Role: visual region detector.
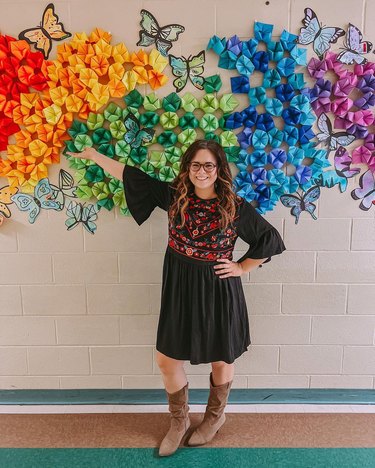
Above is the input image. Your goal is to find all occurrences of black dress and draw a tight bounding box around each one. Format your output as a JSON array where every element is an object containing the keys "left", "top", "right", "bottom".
[{"left": 123, "top": 165, "right": 286, "bottom": 365}]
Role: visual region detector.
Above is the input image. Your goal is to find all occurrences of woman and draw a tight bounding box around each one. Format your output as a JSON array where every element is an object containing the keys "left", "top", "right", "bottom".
[{"left": 67, "top": 139, "right": 286, "bottom": 457}]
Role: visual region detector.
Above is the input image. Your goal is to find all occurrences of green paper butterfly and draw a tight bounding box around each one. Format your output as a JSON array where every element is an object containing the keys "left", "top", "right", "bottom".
[
  {"left": 65, "top": 200, "right": 100, "bottom": 234},
  {"left": 137, "top": 9, "right": 185, "bottom": 57},
  {"left": 124, "top": 113, "right": 155, "bottom": 148},
  {"left": 169, "top": 50, "right": 205, "bottom": 93}
]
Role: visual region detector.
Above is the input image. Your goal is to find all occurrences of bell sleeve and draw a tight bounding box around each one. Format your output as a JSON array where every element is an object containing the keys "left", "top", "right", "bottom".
[
  {"left": 236, "top": 200, "right": 286, "bottom": 267},
  {"left": 123, "top": 164, "right": 175, "bottom": 225}
]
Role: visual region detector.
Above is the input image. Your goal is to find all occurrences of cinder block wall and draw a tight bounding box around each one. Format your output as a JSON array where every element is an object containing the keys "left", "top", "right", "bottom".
[{"left": 0, "top": 0, "right": 374, "bottom": 390}]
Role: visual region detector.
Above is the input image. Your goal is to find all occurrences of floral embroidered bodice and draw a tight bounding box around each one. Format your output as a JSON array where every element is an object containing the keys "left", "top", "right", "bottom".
[{"left": 167, "top": 193, "right": 243, "bottom": 261}]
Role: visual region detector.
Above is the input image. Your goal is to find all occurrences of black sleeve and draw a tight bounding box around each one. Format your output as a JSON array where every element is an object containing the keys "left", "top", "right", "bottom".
[
  {"left": 236, "top": 200, "right": 286, "bottom": 267},
  {"left": 123, "top": 165, "right": 174, "bottom": 225}
]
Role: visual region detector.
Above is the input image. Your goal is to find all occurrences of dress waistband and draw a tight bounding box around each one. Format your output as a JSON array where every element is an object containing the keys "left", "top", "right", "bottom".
[{"left": 166, "top": 245, "right": 221, "bottom": 266}]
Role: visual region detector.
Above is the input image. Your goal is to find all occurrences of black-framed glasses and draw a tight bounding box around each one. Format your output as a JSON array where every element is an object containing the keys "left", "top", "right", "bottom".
[{"left": 189, "top": 162, "right": 217, "bottom": 173}]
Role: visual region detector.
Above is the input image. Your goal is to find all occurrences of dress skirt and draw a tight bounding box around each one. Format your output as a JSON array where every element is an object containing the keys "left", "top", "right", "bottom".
[{"left": 156, "top": 246, "right": 251, "bottom": 365}]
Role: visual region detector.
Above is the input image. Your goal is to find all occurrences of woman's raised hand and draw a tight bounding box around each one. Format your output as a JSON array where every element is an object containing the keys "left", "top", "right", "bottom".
[{"left": 66, "top": 147, "right": 97, "bottom": 161}]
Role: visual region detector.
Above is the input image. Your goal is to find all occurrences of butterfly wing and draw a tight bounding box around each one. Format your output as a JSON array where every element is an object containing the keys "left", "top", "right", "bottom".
[
  {"left": 65, "top": 201, "right": 82, "bottom": 230},
  {"left": 313, "top": 27, "right": 345, "bottom": 57},
  {"left": 11, "top": 193, "right": 40, "bottom": 224},
  {"left": 169, "top": 54, "right": 188, "bottom": 92},
  {"left": 298, "top": 8, "right": 320, "bottom": 45},
  {"left": 280, "top": 194, "right": 303, "bottom": 224},
  {"left": 0, "top": 185, "right": 18, "bottom": 204},
  {"left": 187, "top": 51, "right": 205, "bottom": 90},
  {"left": 81, "top": 204, "right": 99, "bottom": 234},
  {"left": 133, "top": 128, "right": 155, "bottom": 147},
  {"left": 42, "top": 3, "right": 71, "bottom": 40},
  {"left": 334, "top": 147, "right": 361, "bottom": 178},
  {"left": 124, "top": 113, "right": 140, "bottom": 145},
  {"left": 34, "top": 178, "right": 60, "bottom": 210},
  {"left": 19, "top": 28, "right": 51, "bottom": 59},
  {"left": 337, "top": 50, "right": 366, "bottom": 65},
  {"left": 302, "top": 185, "right": 320, "bottom": 220},
  {"left": 316, "top": 113, "right": 332, "bottom": 146},
  {"left": 351, "top": 170, "right": 375, "bottom": 210},
  {"left": 335, "top": 133, "right": 356, "bottom": 147}
]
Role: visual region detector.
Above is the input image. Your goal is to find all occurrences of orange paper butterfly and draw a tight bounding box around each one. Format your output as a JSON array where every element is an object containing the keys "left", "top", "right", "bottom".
[{"left": 18, "top": 3, "right": 71, "bottom": 59}]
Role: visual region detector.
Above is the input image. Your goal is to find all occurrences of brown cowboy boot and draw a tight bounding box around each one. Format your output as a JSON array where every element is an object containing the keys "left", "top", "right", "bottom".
[
  {"left": 188, "top": 372, "right": 232, "bottom": 447},
  {"left": 159, "top": 382, "right": 191, "bottom": 457}
]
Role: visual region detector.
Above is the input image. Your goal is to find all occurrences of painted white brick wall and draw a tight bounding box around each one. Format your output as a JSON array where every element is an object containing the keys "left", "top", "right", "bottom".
[{"left": 0, "top": 0, "right": 374, "bottom": 390}]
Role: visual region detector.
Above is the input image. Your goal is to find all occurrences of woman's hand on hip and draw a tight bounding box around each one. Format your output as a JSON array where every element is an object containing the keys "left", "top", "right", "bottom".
[{"left": 213, "top": 259, "right": 244, "bottom": 279}]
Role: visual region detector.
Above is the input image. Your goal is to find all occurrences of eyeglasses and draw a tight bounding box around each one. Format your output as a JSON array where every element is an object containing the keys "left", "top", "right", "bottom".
[{"left": 189, "top": 162, "right": 217, "bottom": 173}]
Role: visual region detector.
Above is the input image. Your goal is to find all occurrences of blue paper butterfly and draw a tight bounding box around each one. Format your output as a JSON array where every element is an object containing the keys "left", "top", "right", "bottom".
[
  {"left": 298, "top": 8, "right": 345, "bottom": 58},
  {"left": 169, "top": 50, "right": 205, "bottom": 93},
  {"left": 124, "top": 113, "right": 155, "bottom": 148},
  {"left": 318, "top": 146, "right": 360, "bottom": 192},
  {"left": 65, "top": 201, "right": 100, "bottom": 234},
  {"left": 11, "top": 178, "right": 61, "bottom": 223},
  {"left": 316, "top": 113, "right": 356, "bottom": 153},
  {"left": 280, "top": 185, "right": 320, "bottom": 224},
  {"left": 337, "top": 23, "right": 373, "bottom": 65}
]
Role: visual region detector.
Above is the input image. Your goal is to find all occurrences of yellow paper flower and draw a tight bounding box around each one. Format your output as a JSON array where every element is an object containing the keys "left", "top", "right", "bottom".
[
  {"left": 43, "top": 104, "right": 62, "bottom": 125},
  {"left": 148, "top": 49, "right": 168, "bottom": 72}
]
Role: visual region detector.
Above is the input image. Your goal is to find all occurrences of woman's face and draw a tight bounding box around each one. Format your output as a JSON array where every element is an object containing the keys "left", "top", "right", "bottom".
[{"left": 188, "top": 149, "right": 218, "bottom": 190}]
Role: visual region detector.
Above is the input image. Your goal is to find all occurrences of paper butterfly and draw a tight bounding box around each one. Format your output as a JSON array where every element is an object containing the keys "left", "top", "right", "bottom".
[
  {"left": 18, "top": 3, "right": 72, "bottom": 59},
  {"left": 11, "top": 178, "right": 61, "bottom": 224},
  {"left": 65, "top": 201, "right": 100, "bottom": 234},
  {"left": 49, "top": 169, "right": 78, "bottom": 210},
  {"left": 318, "top": 146, "right": 360, "bottom": 192},
  {"left": 280, "top": 185, "right": 321, "bottom": 224},
  {"left": 124, "top": 113, "right": 155, "bottom": 148},
  {"left": 169, "top": 50, "right": 205, "bottom": 93},
  {"left": 351, "top": 170, "right": 375, "bottom": 211},
  {"left": 337, "top": 23, "right": 373, "bottom": 65},
  {"left": 137, "top": 9, "right": 185, "bottom": 57},
  {"left": 298, "top": 8, "right": 345, "bottom": 58},
  {"left": 316, "top": 113, "right": 356, "bottom": 152},
  {"left": 0, "top": 185, "right": 18, "bottom": 226}
]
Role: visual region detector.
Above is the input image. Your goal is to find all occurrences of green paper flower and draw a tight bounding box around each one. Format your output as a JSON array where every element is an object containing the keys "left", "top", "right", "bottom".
[
  {"left": 109, "top": 121, "right": 126, "bottom": 139},
  {"left": 76, "top": 181, "right": 93, "bottom": 199},
  {"left": 224, "top": 146, "right": 241, "bottom": 162},
  {"left": 157, "top": 131, "right": 178, "bottom": 147},
  {"left": 203, "top": 75, "right": 222, "bottom": 93},
  {"left": 92, "top": 128, "right": 112, "bottom": 145},
  {"left": 74, "top": 134, "right": 93, "bottom": 151},
  {"left": 85, "top": 165, "right": 105, "bottom": 183},
  {"left": 200, "top": 94, "right": 219, "bottom": 113},
  {"left": 179, "top": 113, "right": 199, "bottom": 130},
  {"left": 92, "top": 182, "right": 114, "bottom": 210},
  {"left": 199, "top": 114, "right": 219, "bottom": 132},
  {"left": 178, "top": 128, "right": 197, "bottom": 146},
  {"left": 149, "top": 150, "right": 167, "bottom": 168},
  {"left": 219, "top": 94, "right": 238, "bottom": 113},
  {"left": 104, "top": 102, "right": 123, "bottom": 122},
  {"left": 115, "top": 141, "right": 131, "bottom": 158},
  {"left": 143, "top": 93, "right": 162, "bottom": 111},
  {"left": 68, "top": 120, "right": 88, "bottom": 138},
  {"left": 139, "top": 112, "right": 160, "bottom": 127},
  {"left": 124, "top": 89, "right": 143, "bottom": 108},
  {"left": 130, "top": 146, "right": 148, "bottom": 164},
  {"left": 140, "top": 160, "right": 157, "bottom": 176},
  {"left": 220, "top": 131, "right": 238, "bottom": 147},
  {"left": 164, "top": 146, "right": 182, "bottom": 162},
  {"left": 64, "top": 141, "right": 79, "bottom": 154},
  {"left": 97, "top": 143, "right": 115, "bottom": 158},
  {"left": 122, "top": 108, "right": 140, "bottom": 120},
  {"left": 204, "top": 133, "right": 220, "bottom": 143},
  {"left": 159, "top": 166, "right": 176, "bottom": 181},
  {"left": 112, "top": 186, "right": 126, "bottom": 208},
  {"left": 162, "top": 92, "right": 181, "bottom": 112},
  {"left": 160, "top": 111, "right": 179, "bottom": 129},
  {"left": 87, "top": 112, "right": 105, "bottom": 131},
  {"left": 181, "top": 92, "right": 199, "bottom": 112}
]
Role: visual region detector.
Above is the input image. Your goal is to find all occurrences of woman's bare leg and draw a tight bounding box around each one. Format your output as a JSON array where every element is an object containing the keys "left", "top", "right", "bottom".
[
  {"left": 156, "top": 350, "right": 187, "bottom": 393},
  {"left": 211, "top": 361, "right": 234, "bottom": 385}
]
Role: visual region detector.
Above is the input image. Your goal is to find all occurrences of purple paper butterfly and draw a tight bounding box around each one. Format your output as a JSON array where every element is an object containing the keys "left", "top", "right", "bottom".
[{"left": 351, "top": 170, "right": 375, "bottom": 210}]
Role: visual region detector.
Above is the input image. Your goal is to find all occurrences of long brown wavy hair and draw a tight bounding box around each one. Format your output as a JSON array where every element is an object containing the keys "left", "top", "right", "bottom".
[{"left": 168, "top": 140, "right": 239, "bottom": 231}]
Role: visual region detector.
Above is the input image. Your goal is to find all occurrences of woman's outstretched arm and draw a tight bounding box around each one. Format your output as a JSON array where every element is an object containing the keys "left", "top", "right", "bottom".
[{"left": 66, "top": 147, "right": 125, "bottom": 181}]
